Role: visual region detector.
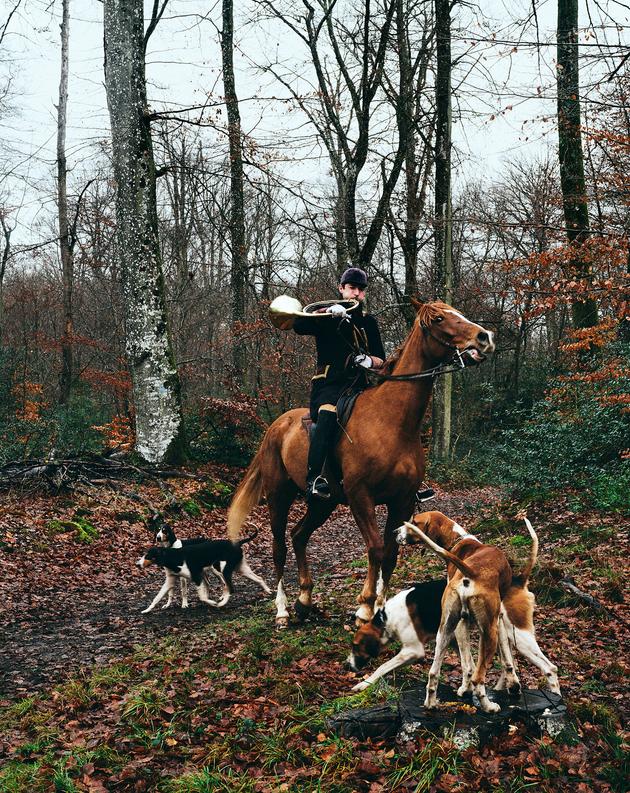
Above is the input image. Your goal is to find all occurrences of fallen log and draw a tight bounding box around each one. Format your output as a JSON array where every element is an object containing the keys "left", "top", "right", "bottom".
[{"left": 0, "top": 456, "right": 197, "bottom": 493}]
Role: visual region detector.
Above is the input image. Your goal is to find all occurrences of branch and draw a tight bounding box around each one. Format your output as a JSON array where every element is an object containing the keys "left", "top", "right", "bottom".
[{"left": 144, "top": 0, "right": 169, "bottom": 52}]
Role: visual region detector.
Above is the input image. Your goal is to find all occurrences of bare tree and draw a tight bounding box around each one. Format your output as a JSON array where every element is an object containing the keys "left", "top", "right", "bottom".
[
  {"left": 432, "top": 0, "right": 454, "bottom": 461},
  {"left": 382, "top": 0, "right": 434, "bottom": 326},
  {"left": 57, "top": 0, "right": 74, "bottom": 405},
  {"left": 103, "top": 0, "right": 186, "bottom": 463},
  {"left": 261, "top": 0, "right": 403, "bottom": 274},
  {"left": 221, "top": 0, "right": 248, "bottom": 372},
  {"left": 557, "top": 0, "right": 598, "bottom": 329}
]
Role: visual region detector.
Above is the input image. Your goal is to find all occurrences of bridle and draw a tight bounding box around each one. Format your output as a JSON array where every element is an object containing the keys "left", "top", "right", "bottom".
[{"left": 366, "top": 324, "right": 469, "bottom": 382}]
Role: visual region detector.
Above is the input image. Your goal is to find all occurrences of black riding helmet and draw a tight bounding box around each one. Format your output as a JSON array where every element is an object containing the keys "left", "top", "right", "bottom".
[{"left": 340, "top": 267, "right": 368, "bottom": 289}]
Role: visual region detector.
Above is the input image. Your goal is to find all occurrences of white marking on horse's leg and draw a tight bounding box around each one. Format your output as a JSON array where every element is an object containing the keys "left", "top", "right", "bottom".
[
  {"left": 355, "top": 603, "right": 373, "bottom": 623},
  {"left": 275, "top": 578, "right": 289, "bottom": 624},
  {"left": 375, "top": 571, "right": 386, "bottom": 609}
]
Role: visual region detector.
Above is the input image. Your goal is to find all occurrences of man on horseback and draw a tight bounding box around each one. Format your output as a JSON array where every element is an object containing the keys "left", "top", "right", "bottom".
[{"left": 293, "top": 267, "right": 385, "bottom": 502}]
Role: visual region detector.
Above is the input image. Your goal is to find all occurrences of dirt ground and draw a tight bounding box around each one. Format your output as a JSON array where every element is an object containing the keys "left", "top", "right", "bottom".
[{"left": 0, "top": 484, "right": 494, "bottom": 698}]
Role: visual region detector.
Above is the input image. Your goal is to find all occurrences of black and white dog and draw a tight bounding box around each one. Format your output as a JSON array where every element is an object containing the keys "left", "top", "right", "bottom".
[
  {"left": 150, "top": 516, "right": 221, "bottom": 610},
  {"left": 137, "top": 527, "right": 271, "bottom": 613}
]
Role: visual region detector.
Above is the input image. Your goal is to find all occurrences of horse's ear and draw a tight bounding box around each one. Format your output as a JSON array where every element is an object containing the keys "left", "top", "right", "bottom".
[{"left": 410, "top": 295, "right": 424, "bottom": 311}]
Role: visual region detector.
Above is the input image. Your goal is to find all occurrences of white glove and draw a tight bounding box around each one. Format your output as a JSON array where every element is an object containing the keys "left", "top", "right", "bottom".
[
  {"left": 354, "top": 353, "right": 373, "bottom": 369},
  {"left": 328, "top": 304, "right": 348, "bottom": 318}
]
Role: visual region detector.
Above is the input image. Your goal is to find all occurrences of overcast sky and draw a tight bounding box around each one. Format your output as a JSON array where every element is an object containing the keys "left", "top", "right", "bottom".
[{"left": 1, "top": 0, "right": 628, "bottom": 245}]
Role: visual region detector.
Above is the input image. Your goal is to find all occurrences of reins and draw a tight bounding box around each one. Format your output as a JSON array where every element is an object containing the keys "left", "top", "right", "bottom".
[
  {"left": 367, "top": 327, "right": 468, "bottom": 382},
  {"left": 333, "top": 311, "right": 470, "bottom": 382},
  {"left": 366, "top": 352, "right": 466, "bottom": 382}
]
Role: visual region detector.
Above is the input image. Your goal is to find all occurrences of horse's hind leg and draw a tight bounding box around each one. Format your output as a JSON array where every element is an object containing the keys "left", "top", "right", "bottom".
[
  {"left": 291, "top": 500, "right": 337, "bottom": 622},
  {"left": 268, "top": 482, "right": 298, "bottom": 629}
]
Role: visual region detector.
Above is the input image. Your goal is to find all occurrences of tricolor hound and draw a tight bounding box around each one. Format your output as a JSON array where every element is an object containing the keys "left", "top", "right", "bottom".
[
  {"left": 395, "top": 511, "right": 559, "bottom": 712},
  {"left": 137, "top": 529, "right": 271, "bottom": 613},
  {"left": 150, "top": 516, "right": 223, "bottom": 610}
]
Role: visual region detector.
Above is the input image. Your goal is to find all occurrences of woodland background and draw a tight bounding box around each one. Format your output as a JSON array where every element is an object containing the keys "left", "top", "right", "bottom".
[{"left": 0, "top": 3, "right": 628, "bottom": 791}]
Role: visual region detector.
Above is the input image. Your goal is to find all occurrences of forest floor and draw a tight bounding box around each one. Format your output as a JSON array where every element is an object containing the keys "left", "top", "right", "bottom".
[{"left": 0, "top": 465, "right": 627, "bottom": 792}]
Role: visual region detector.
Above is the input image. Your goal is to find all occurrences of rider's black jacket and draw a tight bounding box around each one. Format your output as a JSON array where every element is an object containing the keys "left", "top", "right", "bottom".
[{"left": 293, "top": 303, "right": 385, "bottom": 420}]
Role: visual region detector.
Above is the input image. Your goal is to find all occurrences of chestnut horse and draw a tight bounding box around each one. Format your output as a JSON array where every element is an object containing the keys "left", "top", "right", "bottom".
[{"left": 227, "top": 299, "right": 495, "bottom": 627}]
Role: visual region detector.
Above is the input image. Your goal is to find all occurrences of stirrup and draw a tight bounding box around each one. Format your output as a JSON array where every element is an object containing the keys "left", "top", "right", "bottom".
[
  {"left": 309, "top": 475, "right": 331, "bottom": 500},
  {"left": 415, "top": 487, "right": 435, "bottom": 504}
]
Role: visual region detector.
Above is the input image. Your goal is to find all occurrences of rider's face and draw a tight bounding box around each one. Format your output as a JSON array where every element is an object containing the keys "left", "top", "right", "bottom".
[{"left": 339, "top": 282, "right": 366, "bottom": 302}]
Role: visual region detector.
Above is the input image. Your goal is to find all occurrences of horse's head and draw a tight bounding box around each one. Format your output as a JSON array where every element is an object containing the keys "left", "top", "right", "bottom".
[{"left": 412, "top": 298, "right": 495, "bottom": 366}]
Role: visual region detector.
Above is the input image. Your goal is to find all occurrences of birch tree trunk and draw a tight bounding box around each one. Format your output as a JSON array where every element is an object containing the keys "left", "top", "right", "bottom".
[
  {"left": 557, "top": 0, "right": 598, "bottom": 329},
  {"left": 221, "top": 0, "right": 247, "bottom": 374},
  {"left": 103, "top": 0, "right": 186, "bottom": 463},
  {"left": 57, "top": 0, "right": 74, "bottom": 405},
  {"left": 431, "top": 0, "right": 453, "bottom": 461}
]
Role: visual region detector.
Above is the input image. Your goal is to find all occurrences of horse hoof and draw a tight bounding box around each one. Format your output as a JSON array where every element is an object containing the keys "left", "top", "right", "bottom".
[
  {"left": 294, "top": 599, "right": 311, "bottom": 622},
  {"left": 275, "top": 616, "right": 289, "bottom": 630}
]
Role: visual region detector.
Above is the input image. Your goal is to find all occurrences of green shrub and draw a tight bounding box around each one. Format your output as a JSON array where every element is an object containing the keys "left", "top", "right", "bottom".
[{"left": 0, "top": 390, "right": 112, "bottom": 464}]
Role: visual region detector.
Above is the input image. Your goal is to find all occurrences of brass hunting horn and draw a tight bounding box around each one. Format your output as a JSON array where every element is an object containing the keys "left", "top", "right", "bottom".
[{"left": 269, "top": 295, "right": 359, "bottom": 330}]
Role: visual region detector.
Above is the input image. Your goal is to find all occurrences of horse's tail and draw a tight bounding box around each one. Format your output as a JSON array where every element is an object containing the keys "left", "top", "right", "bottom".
[
  {"left": 517, "top": 517, "right": 539, "bottom": 583},
  {"left": 402, "top": 522, "right": 477, "bottom": 580},
  {"left": 227, "top": 446, "right": 265, "bottom": 541}
]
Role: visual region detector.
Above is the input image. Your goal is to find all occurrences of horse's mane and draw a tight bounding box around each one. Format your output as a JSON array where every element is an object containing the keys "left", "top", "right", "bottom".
[{"left": 379, "top": 300, "right": 457, "bottom": 375}]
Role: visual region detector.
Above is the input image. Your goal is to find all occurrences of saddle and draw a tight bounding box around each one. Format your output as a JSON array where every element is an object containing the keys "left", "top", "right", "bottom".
[
  {"left": 300, "top": 390, "right": 362, "bottom": 441},
  {"left": 300, "top": 391, "right": 362, "bottom": 503}
]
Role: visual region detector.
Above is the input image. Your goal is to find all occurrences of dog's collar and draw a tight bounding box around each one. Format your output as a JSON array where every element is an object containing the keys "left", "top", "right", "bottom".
[{"left": 447, "top": 533, "right": 481, "bottom": 552}]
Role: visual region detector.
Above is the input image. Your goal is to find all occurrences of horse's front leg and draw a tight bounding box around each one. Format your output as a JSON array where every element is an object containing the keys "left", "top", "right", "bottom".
[
  {"left": 291, "top": 500, "right": 337, "bottom": 622},
  {"left": 347, "top": 493, "right": 383, "bottom": 624},
  {"left": 377, "top": 499, "right": 415, "bottom": 609}
]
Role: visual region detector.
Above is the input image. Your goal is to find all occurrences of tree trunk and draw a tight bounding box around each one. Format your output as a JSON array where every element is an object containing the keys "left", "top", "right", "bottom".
[
  {"left": 103, "top": 0, "right": 186, "bottom": 464},
  {"left": 557, "top": 0, "right": 598, "bottom": 329},
  {"left": 57, "top": 0, "right": 74, "bottom": 405},
  {"left": 221, "top": 0, "right": 247, "bottom": 374},
  {"left": 0, "top": 214, "right": 10, "bottom": 345},
  {"left": 432, "top": 0, "right": 454, "bottom": 462}
]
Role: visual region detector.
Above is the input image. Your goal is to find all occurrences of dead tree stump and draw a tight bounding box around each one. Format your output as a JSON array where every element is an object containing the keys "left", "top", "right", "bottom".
[{"left": 328, "top": 684, "right": 567, "bottom": 748}]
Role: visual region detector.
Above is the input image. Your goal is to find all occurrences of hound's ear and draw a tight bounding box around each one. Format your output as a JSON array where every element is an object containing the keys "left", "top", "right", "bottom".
[
  {"left": 373, "top": 609, "right": 387, "bottom": 629},
  {"left": 410, "top": 295, "right": 424, "bottom": 311}
]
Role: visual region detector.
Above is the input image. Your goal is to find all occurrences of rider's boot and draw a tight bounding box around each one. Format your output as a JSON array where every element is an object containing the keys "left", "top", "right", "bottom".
[{"left": 306, "top": 410, "right": 338, "bottom": 502}]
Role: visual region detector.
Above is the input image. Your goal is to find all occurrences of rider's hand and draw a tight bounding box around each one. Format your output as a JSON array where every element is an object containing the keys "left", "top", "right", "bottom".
[
  {"left": 328, "top": 304, "right": 348, "bottom": 318},
  {"left": 354, "top": 353, "right": 373, "bottom": 369}
]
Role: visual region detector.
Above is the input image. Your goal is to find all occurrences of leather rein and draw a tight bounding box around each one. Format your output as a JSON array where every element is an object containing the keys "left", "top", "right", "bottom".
[{"left": 366, "top": 326, "right": 468, "bottom": 382}]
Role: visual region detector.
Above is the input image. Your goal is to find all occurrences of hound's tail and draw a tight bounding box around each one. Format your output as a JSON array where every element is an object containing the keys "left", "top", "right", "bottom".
[
  {"left": 227, "top": 447, "right": 264, "bottom": 541},
  {"left": 402, "top": 522, "right": 477, "bottom": 579},
  {"left": 237, "top": 527, "right": 259, "bottom": 547},
  {"left": 517, "top": 517, "right": 539, "bottom": 582}
]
